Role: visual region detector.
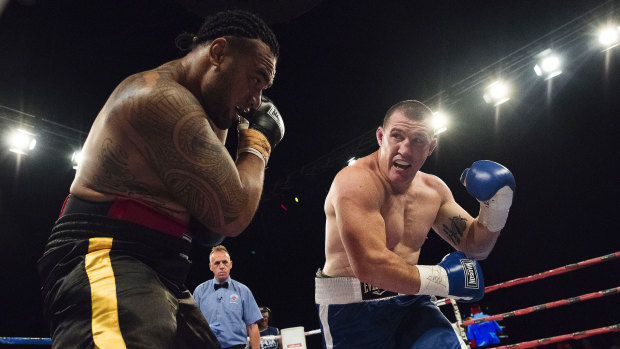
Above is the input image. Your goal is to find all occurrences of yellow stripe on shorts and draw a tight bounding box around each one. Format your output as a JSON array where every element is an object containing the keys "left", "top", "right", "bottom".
[{"left": 85, "top": 237, "right": 127, "bottom": 349}]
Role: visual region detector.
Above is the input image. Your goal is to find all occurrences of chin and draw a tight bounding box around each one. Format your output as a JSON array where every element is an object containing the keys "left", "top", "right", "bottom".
[{"left": 390, "top": 169, "right": 414, "bottom": 182}]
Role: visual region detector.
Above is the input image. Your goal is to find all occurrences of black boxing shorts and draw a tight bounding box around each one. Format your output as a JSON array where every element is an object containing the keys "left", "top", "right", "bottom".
[{"left": 37, "top": 195, "right": 221, "bottom": 349}]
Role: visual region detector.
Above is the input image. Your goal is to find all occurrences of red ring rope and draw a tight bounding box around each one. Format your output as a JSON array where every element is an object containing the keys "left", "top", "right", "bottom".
[
  {"left": 493, "top": 323, "right": 620, "bottom": 349},
  {"left": 461, "top": 286, "right": 619, "bottom": 326},
  {"left": 435, "top": 251, "right": 619, "bottom": 307}
]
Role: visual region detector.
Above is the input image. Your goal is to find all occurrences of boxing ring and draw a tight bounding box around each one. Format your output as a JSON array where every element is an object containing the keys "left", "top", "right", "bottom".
[
  {"left": 437, "top": 251, "right": 620, "bottom": 348},
  {"left": 2, "top": 251, "right": 618, "bottom": 348}
]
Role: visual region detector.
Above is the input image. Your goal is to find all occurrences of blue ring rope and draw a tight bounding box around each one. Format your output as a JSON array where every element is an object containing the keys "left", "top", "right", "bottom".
[{"left": 0, "top": 337, "right": 52, "bottom": 345}]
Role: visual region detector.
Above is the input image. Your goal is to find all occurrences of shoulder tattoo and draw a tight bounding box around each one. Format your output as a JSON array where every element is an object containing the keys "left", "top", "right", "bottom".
[{"left": 128, "top": 87, "right": 245, "bottom": 227}]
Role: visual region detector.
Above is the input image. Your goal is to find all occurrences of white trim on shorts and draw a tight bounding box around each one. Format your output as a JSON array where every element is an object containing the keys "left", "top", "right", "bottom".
[{"left": 315, "top": 276, "right": 404, "bottom": 305}]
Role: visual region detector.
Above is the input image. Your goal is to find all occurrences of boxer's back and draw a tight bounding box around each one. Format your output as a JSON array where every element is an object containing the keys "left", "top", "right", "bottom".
[{"left": 70, "top": 61, "right": 191, "bottom": 222}]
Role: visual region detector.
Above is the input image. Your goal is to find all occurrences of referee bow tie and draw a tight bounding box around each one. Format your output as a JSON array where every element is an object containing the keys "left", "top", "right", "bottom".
[{"left": 214, "top": 282, "right": 229, "bottom": 290}]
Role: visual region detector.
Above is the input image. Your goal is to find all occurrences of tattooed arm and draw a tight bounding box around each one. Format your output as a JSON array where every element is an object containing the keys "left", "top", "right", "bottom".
[
  {"left": 65, "top": 68, "right": 265, "bottom": 238},
  {"left": 129, "top": 81, "right": 266, "bottom": 237},
  {"left": 432, "top": 177, "right": 500, "bottom": 260}
]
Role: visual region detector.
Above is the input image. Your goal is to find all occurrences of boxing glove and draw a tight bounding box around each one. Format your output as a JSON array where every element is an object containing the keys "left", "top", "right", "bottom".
[
  {"left": 415, "top": 251, "right": 484, "bottom": 302},
  {"left": 238, "top": 96, "right": 285, "bottom": 165},
  {"left": 244, "top": 96, "right": 285, "bottom": 148},
  {"left": 460, "top": 160, "right": 515, "bottom": 232}
]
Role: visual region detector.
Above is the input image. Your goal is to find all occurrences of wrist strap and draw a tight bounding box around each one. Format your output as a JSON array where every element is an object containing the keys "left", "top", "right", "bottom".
[
  {"left": 478, "top": 204, "right": 509, "bottom": 232},
  {"left": 238, "top": 129, "right": 271, "bottom": 165},
  {"left": 238, "top": 147, "right": 266, "bottom": 166},
  {"left": 478, "top": 186, "right": 513, "bottom": 232},
  {"left": 416, "top": 265, "right": 449, "bottom": 298}
]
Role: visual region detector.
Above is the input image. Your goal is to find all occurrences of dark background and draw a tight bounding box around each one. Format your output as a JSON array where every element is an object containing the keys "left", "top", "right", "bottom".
[{"left": 1, "top": 0, "right": 619, "bottom": 348}]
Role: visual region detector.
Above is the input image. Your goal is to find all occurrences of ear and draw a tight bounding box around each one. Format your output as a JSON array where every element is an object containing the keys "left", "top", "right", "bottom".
[
  {"left": 228, "top": 260, "right": 233, "bottom": 271},
  {"left": 428, "top": 138, "right": 438, "bottom": 156},
  {"left": 376, "top": 127, "right": 384, "bottom": 147},
  {"left": 208, "top": 37, "right": 228, "bottom": 66}
]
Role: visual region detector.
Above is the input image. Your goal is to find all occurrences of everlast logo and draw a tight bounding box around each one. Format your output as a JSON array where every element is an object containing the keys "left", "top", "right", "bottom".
[
  {"left": 460, "top": 259, "right": 479, "bottom": 289},
  {"left": 267, "top": 105, "right": 285, "bottom": 136},
  {"left": 360, "top": 282, "right": 398, "bottom": 300}
]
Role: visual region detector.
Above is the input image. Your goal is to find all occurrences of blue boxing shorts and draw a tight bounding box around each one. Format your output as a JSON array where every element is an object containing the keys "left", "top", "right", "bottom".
[{"left": 315, "top": 270, "right": 467, "bottom": 349}]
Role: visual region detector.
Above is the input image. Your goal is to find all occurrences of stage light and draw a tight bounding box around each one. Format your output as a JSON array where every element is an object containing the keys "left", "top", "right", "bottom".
[
  {"left": 71, "top": 149, "right": 83, "bottom": 170},
  {"left": 432, "top": 111, "right": 448, "bottom": 135},
  {"left": 598, "top": 24, "right": 619, "bottom": 50},
  {"left": 483, "top": 80, "right": 511, "bottom": 106},
  {"left": 7, "top": 128, "right": 37, "bottom": 155},
  {"left": 294, "top": 197, "right": 299, "bottom": 203},
  {"left": 534, "top": 49, "right": 563, "bottom": 80},
  {"left": 347, "top": 157, "right": 357, "bottom": 166}
]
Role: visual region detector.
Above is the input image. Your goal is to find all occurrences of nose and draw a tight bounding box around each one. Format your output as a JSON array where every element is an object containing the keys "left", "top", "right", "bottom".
[
  {"left": 249, "top": 91, "right": 262, "bottom": 110},
  {"left": 399, "top": 139, "right": 412, "bottom": 156}
]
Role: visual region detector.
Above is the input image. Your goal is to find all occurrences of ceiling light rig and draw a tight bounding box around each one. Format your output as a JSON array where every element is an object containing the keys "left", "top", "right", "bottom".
[
  {"left": 71, "top": 149, "right": 83, "bottom": 170},
  {"left": 534, "top": 49, "right": 563, "bottom": 80},
  {"left": 7, "top": 128, "right": 37, "bottom": 155},
  {"left": 261, "top": 2, "right": 620, "bottom": 202},
  {"left": 483, "top": 80, "right": 511, "bottom": 107},
  {"left": 432, "top": 111, "right": 449, "bottom": 136},
  {"left": 598, "top": 24, "right": 620, "bottom": 50},
  {"left": 1, "top": 3, "right": 618, "bottom": 181}
]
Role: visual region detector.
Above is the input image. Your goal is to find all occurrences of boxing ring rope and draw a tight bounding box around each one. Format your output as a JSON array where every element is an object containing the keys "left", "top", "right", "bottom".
[
  {"left": 434, "top": 251, "right": 620, "bottom": 307},
  {"left": 258, "top": 328, "right": 322, "bottom": 342},
  {"left": 439, "top": 251, "right": 620, "bottom": 347},
  {"left": 450, "top": 297, "right": 468, "bottom": 341},
  {"left": 0, "top": 330, "right": 324, "bottom": 346},
  {"left": 0, "top": 337, "right": 51, "bottom": 345},
  {"left": 493, "top": 324, "right": 620, "bottom": 349},
  {"left": 461, "top": 286, "right": 619, "bottom": 327}
]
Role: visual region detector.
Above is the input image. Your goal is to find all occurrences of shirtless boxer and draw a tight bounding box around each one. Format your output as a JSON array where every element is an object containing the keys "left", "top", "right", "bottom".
[
  {"left": 38, "top": 9, "right": 283, "bottom": 349},
  {"left": 315, "top": 100, "right": 515, "bottom": 348}
]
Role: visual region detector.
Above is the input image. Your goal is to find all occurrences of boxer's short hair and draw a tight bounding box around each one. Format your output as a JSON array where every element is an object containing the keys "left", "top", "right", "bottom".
[
  {"left": 175, "top": 9, "right": 279, "bottom": 57},
  {"left": 382, "top": 100, "right": 434, "bottom": 128}
]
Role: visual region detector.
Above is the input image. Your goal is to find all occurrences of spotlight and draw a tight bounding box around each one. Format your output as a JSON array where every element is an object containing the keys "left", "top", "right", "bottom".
[
  {"left": 432, "top": 111, "right": 448, "bottom": 135},
  {"left": 346, "top": 157, "right": 357, "bottom": 166},
  {"left": 7, "top": 128, "right": 37, "bottom": 155},
  {"left": 534, "top": 49, "right": 563, "bottom": 80},
  {"left": 71, "top": 149, "right": 83, "bottom": 170},
  {"left": 483, "top": 80, "right": 511, "bottom": 106},
  {"left": 598, "top": 24, "right": 620, "bottom": 50}
]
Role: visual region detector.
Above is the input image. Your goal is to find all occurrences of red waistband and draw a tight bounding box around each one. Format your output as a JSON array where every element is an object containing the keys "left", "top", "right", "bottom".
[{"left": 60, "top": 195, "right": 191, "bottom": 240}]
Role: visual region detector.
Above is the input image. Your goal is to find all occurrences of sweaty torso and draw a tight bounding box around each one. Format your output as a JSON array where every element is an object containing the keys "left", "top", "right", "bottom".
[
  {"left": 70, "top": 61, "right": 193, "bottom": 222},
  {"left": 322, "top": 156, "right": 444, "bottom": 277}
]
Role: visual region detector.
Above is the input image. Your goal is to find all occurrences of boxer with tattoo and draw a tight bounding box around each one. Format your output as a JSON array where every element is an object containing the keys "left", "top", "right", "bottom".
[
  {"left": 38, "top": 10, "right": 283, "bottom": 349},
  {"left": 315, "top": 100, "right": 515, "bottom": 348}
]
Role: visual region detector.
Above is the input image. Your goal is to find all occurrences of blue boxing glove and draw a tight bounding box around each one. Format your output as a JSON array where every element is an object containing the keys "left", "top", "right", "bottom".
[
  {"left": 415, "top": 251, "right": 484, "bottom": 302},
  {"left": 460, "top": 160, "right": 515, "bottom": 232}
]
